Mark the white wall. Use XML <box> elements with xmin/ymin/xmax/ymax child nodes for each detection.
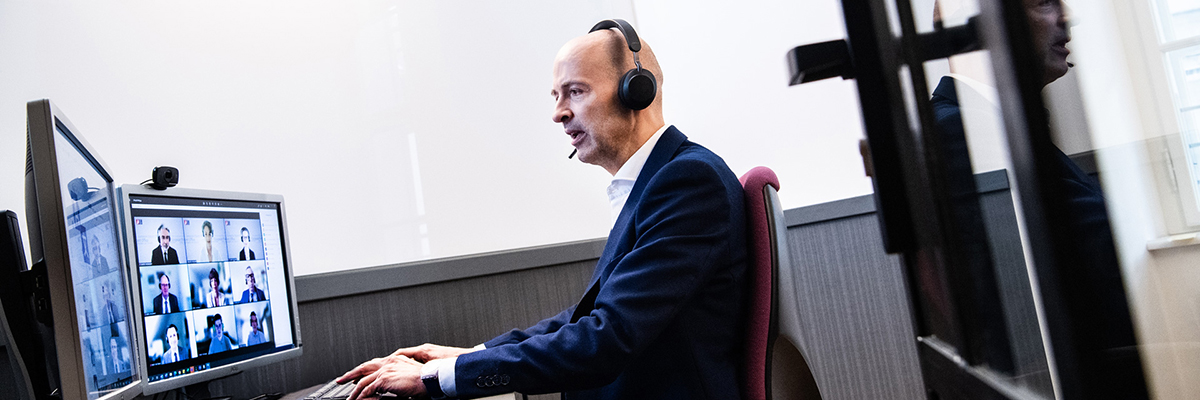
<box><xmin>0</xmin><ymin>1</ymin><xmax>872</xmax><ymax>276</ymax></box>
<box><xmin>632</xmin><ymin>0</ymin><xmax>871</xmax><ymax>215</ymax></box>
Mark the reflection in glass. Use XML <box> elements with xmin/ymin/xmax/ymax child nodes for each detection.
<box><xmin>1154</xmin><ymin>0</ymin><xmax>1200</xmax><ymax>42</ymax></box>
<box><xmin>921</xmin><ymin>0</ymin><xmax>1142</xmax><ymax>396</ymax></box>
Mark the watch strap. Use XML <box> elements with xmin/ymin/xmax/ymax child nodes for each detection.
<box><xmin>421</xmin><ymin>369</ymin><xmax>447</xmax><ymax>399</ymax></box>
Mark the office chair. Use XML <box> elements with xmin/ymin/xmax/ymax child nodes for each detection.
<box><xmin>739</xmin><ymin>167</ymin><xmax>821</xmax><ymax>400</ymax></box>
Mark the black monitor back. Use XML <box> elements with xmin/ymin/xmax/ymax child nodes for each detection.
<box><xmin>0</xmin><ymin>209</ymin><xmax>60</xmax><ymax>400</ymax></box>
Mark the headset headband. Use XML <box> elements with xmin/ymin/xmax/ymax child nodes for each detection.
<box><xmin>588</xmin><ymin>18</ymin><xmax>656</xmax><ymax>110</ymax></box>
<box><xmin>589</xmin><ymin>19</ymin><xmax>642</xmax><ymax>53</ymax></box>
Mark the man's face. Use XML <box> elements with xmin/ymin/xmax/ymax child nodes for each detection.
<box><xmin>159</xmin><ymin>275</ymin><xmax>171</xmax><ymax>297</ymax></box>
<box><xmin>551</xmin><ymin>36</ymin><xmax>637</xmax><ymax>173</ymax></box>
<box><xmin>166</xmin><ymin>326</ymin><xmax>178</xmax><ymax>348</ymax></box>
<box><xmin>159</xmin><ymin>228</ymin><xmax>171</xmax><ymax>249</ymax></box>
<box><xmin>110</xmin><ymin>339</ymin><xmax>119</xmax><ymax>358</ymax></box>
<box><xmin>241</xmin><ymin>230</ymin><xmax>250</xmax><ymax>248</ymax></box>
<box><xmin>91</xmin><ymin>238</ymin><xmax>101</xmax><ymax>259</ymax></box>
<box><xmin>213</xmin><ymin>318</ymin><xmax>224</xmax><ymax>336</ymax></box>
<box><xmin>245</xmin><ymin>267</ymin><xmax>256</xmax><ymax>289</ymax></box>
<box><xmin>1025</xmin><ymin>0</ymin><xmax>1071</xmax><ymax>85</ymax></box>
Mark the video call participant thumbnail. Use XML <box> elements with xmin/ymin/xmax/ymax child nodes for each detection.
<box><xmin>99</xmin><ymin>277</ymin><xmax>123</xmax><ymax>325</ymax></box>
<box><xmin>183</xmin><ymin>220</ymin><xmax>229</xmax><ymax>263</ymax></box>
<box><xmin>82</xmin><ymin>330</ymin><xmax>104</xmax><ymax>383</ymax></box>
<box><xmin>238</xmin><ymin>265</ymin><xmax>266</xmax><ymax>304</ymax></box>
<box><xmin>245</xmin><ymin>311</ymin><xmax>267</xmax><ymax>346</ymax></box>
<box><xmin>109</xmin><ymin>334</ymin><xmax>129</xmax><ymax>373</ymax></box>
<box><xmin>151</xmin><ymin>224</ymin><xmax>180</xmax><ymax>265</ymax></box>
<box><xmin>204</xmin><ymin>267</ymin><xmax>231</xmax><ymax>308</ymax></box>
<box><xmin>152</xmin><ymin>273</ymin><xmax>181</xmax><ymax>315</ymax></box>
<box><xmin>75</xmin><ymin>282</ymin><xmax>101</xmax><ymax>330</ymax></box>
<box><xmin>161</xmin><ymin>323</ymin><xmax>189</xmax><ymax>364</ymax></box>
<box><xmin>89</xmin><ymin>234</ymin><xmax>110</xmax><ymax>276</ymax></box>
<box><xmin>239</xmin><ymin>227</ymin><xmax>255</xmax><ymax>260</ymax></box>
<box><xmin>76</xmin><ymin>226</ymin><xmax>109</xmax><ymax>277</ymax></box>
<box><xmin>207</xmin><ymin>313</ymin><xmax>235</xmax><ymax>354</ymax></box>
<box><xmin>225</xmin><ymin>220</ymin><xmax>263</xmax><ymax>262</ymax></box>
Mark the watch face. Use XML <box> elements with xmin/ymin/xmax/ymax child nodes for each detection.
<box><xmin>421</xmin><ymin>376</ymin><xmax>446</xmax><ymax>399</ymax></box>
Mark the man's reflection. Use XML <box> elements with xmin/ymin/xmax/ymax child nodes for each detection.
<box><xmin>931</xmin><ymin>0</ymin><xmax>1147</xmax><ymax>397</ymax></box>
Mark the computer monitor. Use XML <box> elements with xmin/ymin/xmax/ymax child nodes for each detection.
<box><xmin>21</xmin><ymin>99</ymin><xmax>143</xmax><ymax>399</ymax></box>
<box><xmin>116</xmin><ymin>185</ymin><xmax>302</xmax><ymax>394</ymax></box>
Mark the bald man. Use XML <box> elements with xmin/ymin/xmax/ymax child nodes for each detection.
<box><xmin>338</xmin><ymin>20</ymin><xmax>747</xmax><ymax>400</ymax></box>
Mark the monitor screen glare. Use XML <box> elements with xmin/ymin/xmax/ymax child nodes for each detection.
<box><xmin>53</xmin><ymin>121</ymin><xmax>137</xmax><ymax>397</ymax></box>
<box><xmin>127</xmin><ymin>194</ymin><xmax>296</xmax><ymax>383</ymax></box>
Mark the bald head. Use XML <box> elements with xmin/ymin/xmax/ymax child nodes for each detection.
<box><xmin>556</xmin><ymin>29</ymin><xmax>664</xmax><ymax>111</ymax></box>
<box><xmin>551</xmin><ymin>25</ymin><xmax>666</xmax><ymax>175</ymax></box>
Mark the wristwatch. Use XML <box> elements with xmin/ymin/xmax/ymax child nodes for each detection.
<box><xmin>420</xmin><ymin>362</ymin><xmax>448</xmax><ymax>400</ymax></box>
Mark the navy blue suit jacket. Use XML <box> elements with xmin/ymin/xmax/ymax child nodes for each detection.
<box><xmin>152</xmin><ymin>293</ymin><xmax>180</xmax><ymax>315</ymax></box>
<box><xmin>239</xmin><ymin>288</ymin><xmax>266</xmax><ymax>303</ymax></box>
<box><xmin>454</xmin><ymin>127</ymin><xmax>748</xmax><ymax>400</ymax></box>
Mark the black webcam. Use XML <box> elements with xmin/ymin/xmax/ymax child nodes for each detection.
<box><xmin>149</xmin><ymin>166</ymin><xmax>179</xmax><ymax>190</ymax></box>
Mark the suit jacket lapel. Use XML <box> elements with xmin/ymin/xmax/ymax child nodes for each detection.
<box><xmin>580</xmin><ymin>127</ymin><xmax>688</xmax><ymax>301</ymax></box>
<box><xmin>617</xmin><ymin>125</ymin><xmax>686</xmax><ymax>230</ymax></box>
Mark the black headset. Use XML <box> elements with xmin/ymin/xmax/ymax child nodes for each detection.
<box><xmin>589</xmin><ymin>19</ymin><xmax>657</xmax><ymax>110</ymax></box>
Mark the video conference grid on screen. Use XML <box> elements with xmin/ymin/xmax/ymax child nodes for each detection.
<box><xmin>127</xmin><ymin>195</ymin><xmax>294</xmax><ymax>382</ymax></box>
<box><xmin>55</xmin><ymin>124</ymin><xmax>138</xmax><ymax>398</ymax></box>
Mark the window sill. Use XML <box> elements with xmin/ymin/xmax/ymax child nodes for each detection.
<box><xmin>1147</xmin><ymin>232</ymin><xmax>1200</xmax><ymax>251</ymax></box>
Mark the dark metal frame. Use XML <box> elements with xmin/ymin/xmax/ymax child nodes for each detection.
<box><xmin>788</xmin><ymin>0</ymin><xmax>1149</xmax><ymax>398</ymax></box>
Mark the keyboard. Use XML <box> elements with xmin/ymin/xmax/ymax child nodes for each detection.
<box><xmin>303</xmin><ymin>380</ymin><xmax>355</xmax><ymax>400</ymax></box>
<box><xmin>302</xmin><ymin>380</ymin><xmax>519</xmax><ymax>400</ymax></box>
<box><xmin>303</xmin><ymin>380</ymin><xmax>400</xmax><ymax>400</ymax></box>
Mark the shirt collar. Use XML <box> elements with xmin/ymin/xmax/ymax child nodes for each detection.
<box><xmin>606</xmin><ymin>124</ymin><xmax>670</xmax><ymax>224</ymax></box>
<box><xmin>612</xmin><ymin>124</ymin><xmax>670</xmax><ymax>184</ymax></box>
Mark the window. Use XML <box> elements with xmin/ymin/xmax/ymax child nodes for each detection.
<box><xmin>1151</xmin><ymin>0</ymin><xmax>1200</xmax><ymax>229</ymax></box>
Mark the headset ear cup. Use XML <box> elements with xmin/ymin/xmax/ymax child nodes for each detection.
<box><xmin>619</xmin><ymin>69</ymin><xmax>657</xmax><ymax>110</ymax></box>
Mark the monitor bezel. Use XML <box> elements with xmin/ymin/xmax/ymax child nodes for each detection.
<box><xmin>25</xmin><ymin>99</ymin><xmax>144</xmax><ymax>400</ymax></box>
<box><xmin>116</xmin><ymin>184</ymin><xmax>304</xmax><ymax>394</ymax></box>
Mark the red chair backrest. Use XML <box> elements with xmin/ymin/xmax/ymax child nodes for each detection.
<box><xmin>739</xmin><ymin>166</ymin><xmax>780</xmax><ymax>400</ymax></box>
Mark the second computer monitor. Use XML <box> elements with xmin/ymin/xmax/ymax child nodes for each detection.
<box><xmin>23</xmin><ymin>99</ymin><xmax>143</xmax><ymax>400</ymax></box>
<box><xmin>117</xmin><ymin>186</ymin><xmax>302</xmax><ymax>394</ymax></box>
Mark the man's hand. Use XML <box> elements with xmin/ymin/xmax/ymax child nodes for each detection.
<box><xmin>336</xmin><ymin>354</ymin><xmax>402</xmax><ymax>385</ymax></box>
<box><xmin>390</xmin><ymin>343</ymin><xmax>476</xmax><ymax>363</ymax></box>
<box><xmin>338</xmin><ymin>354</ymin><xmax>425</xmax><ymax>400</ymax></box>
<box><xmin>351</xmin><ymin>356</ymin><xmax>426</xmax><ymax>400</ymax></box>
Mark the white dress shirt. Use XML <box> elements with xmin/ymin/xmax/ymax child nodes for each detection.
<box><xmin>434</xmin><ymin>125</ymin><xmax>670</xmax><ymax>398</ymax></box>
<box><xmin>606</xmin><ymin>125</ymin><xmax>669</xmax><ymax>225</ymax></box>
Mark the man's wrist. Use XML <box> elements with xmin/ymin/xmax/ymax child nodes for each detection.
<box><xmin>420</xmin><ymin>361</ymin><xmax>447</xmax><ymax>399</ymax></box>
<box><xmin>437</xmin><ymin>357</ymin><xmax>459</xmax><ymax>397</ymax></box>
